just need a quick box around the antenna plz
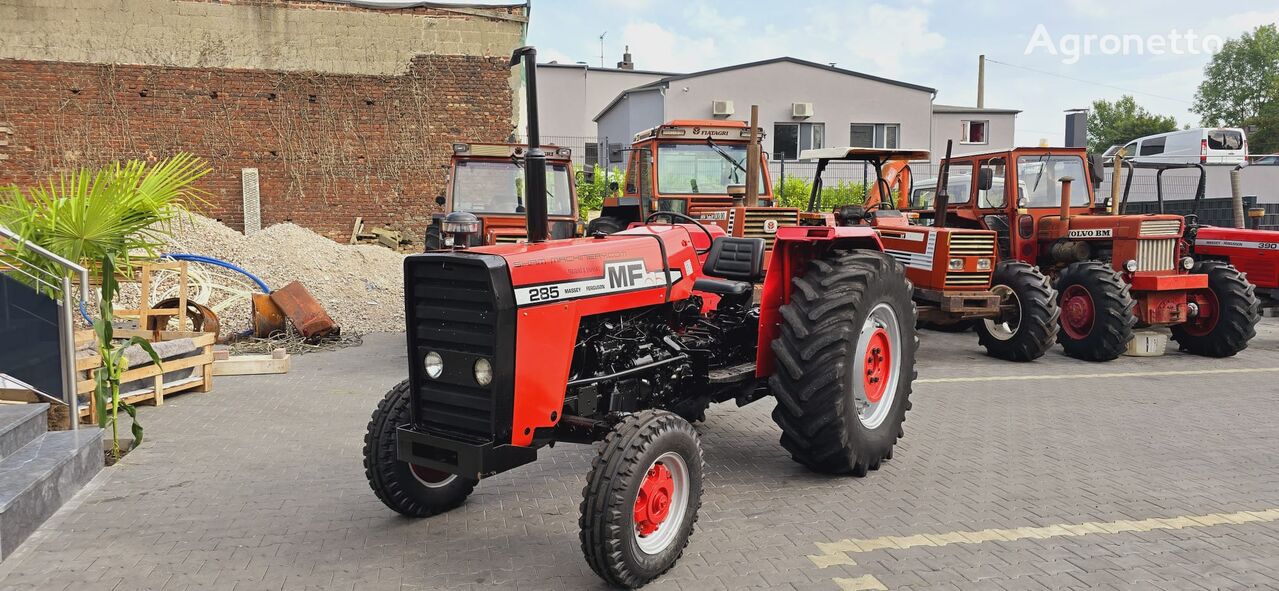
[599,31,607,68]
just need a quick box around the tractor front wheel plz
[363,380,477,517]
[1055,261,1136,362]
[976,261,1060,361]
[580,410,703,589]
[587,215,626,236]
[769,250,918,476]
[1171,261,1260,357]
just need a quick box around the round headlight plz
[424,351,443,379]
[1181,256,1195,270]
[473,358,493,386]
[1124,259,1138,273]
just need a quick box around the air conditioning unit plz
[711,100,734,116]
[792,102,814,118]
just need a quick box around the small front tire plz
[364,379,477,517]
[976,261,1059,361]
[1055,261,1135,362]
[580,411,704,589]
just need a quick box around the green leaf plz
[92,368,109,429]
[120,401,143,448]
[126,336,164,369]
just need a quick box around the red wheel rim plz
[634,463,675,536]
[862,328,892,404]
[1182,290,1219,337]
[1061,284,1095,340]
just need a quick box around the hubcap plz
[634,452,690,555]
[410,464,457,489]
[854,302,902,430]
[983,285,1022,341]
[1061,284,1095,340]
[1182,290,1220,337]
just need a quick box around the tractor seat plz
[693,237,765,306]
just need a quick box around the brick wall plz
[0,0,528,243]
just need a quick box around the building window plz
[850,123,899,149]
[961,120,988,145]
[773,122,825,160]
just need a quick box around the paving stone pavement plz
[1,320,1278,591]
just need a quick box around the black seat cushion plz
[692,277,752,297]
[702,237,765,282]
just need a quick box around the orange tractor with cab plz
[917,146,1259,361]
[800,142,1060,361]
[425,142,579,249]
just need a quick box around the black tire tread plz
[1170,261,1260,357]
[976,260,1060,361]
[1055,261,1136,362]
[767,250,918,475]
[579,410,703,588]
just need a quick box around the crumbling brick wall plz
[0,0,528,242]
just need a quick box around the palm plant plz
[0,154,209,458]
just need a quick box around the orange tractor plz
[917,146,1259,361]
[425,142,580,249]
[590,120,800,256]
[800,143,1060,361]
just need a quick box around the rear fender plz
[756,226,884,377]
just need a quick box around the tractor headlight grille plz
[947,233,996,256]
[742,209,799,248]
[1135,239,1177,272]
[1140,220,1182,237]
[405,254,515,442]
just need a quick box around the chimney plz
[617,46,634,70]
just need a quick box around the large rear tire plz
[587,215,626,236]
[976,261,1059,361]
[1171,261,1260,357]
[768,250,918,476]
[580,410,703,589]
[1055,261,1135,362]
[364,379,477,517]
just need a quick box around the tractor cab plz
[425,142,579,249]
[590,120,799,251]
[923,146,1259,361]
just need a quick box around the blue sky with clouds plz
[524,0,1278,146]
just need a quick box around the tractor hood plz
[1039,213,1184,241]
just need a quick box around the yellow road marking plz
[917,366,1279,384]
[834,575,887,591]
[809,508,1279,568]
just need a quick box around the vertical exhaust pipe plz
[1059,176,1074,235]
[511,46,549,243]
[933,140,952,228]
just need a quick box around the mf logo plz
[605,260,647,289]
[763,219,780,234]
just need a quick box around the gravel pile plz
[156,215,407,335]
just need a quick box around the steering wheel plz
[645,211,715,254]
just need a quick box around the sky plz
[520,0,1279,147]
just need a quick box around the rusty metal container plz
[269,281,339,340]
[251,292,287,338]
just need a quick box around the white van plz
[1120,128,1247,165]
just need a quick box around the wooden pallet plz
[75,329,215,423]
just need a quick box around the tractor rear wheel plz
[1171,261,1260,357]
[580,410,703,589]
[768,250,918,476]
[1054,261,1136,362]
[976,261,1060,361]
[364,379,477,517]
[587,215,626,236]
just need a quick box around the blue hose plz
[162,253,271,293]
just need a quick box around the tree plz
[1086,95,1179,153]
[1244,87,1279,155]
[1192,24,1279,126]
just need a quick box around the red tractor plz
[800,143,1060,362]
[363,47,920,589]
[923,147,1259,361]
[590,119,800,256]
[425,142,579,249]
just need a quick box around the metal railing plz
[0,224,90,430]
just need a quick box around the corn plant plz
[0,154,209,458]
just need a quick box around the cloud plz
[619,21,720,72]
[810,4,946,75]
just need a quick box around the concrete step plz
[0,426,103,559]
[0,404,47,462]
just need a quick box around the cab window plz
[977,157,1006,209]
[1016,155,1089,208]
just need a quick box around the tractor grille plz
[947,233,996,256]
[945,272,991,287]
[1135,239,1177,272]
[1140,220,1182,237]
[494,234,526,244]
[405,254,515,442]
[689,196,734,210]
[742,209,799,248]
